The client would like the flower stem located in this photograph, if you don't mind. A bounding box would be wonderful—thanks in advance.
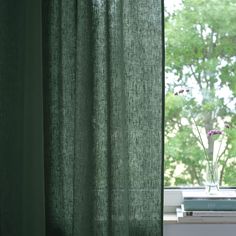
[192,117,215,183]
[192,117,210,162]
[216,136,224,163]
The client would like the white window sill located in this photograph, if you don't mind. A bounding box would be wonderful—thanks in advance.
[164,213,178,224]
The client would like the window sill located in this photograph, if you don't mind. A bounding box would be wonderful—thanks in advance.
[164,214,178,224]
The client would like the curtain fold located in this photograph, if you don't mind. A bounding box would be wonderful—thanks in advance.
[43,0,164,235]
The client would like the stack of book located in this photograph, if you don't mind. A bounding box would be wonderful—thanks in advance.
[176,191,236,223]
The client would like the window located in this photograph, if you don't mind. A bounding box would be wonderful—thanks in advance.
[164,0,236,189]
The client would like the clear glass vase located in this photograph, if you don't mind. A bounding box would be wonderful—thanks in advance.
[204,160,220,195]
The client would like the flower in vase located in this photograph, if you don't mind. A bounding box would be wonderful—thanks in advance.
[207,130,223,137]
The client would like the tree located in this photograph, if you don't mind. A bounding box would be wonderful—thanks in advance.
[165,0,236,186]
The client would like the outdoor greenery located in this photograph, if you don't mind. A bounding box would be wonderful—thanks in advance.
[165,0,236,186]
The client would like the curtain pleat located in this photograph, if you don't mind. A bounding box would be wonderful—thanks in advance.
[43,0,163,235]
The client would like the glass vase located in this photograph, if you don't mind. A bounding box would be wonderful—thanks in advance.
[204,160,220,195]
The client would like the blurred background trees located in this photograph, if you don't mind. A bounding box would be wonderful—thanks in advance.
[165,0,236,186]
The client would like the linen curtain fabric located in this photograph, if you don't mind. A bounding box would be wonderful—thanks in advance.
[0,0,163,235]
[43,0,163,235]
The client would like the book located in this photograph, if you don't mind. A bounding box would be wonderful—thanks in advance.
[183,199,236,211]
[176,208,236,223]
[182,191,236,211]
[181,204,236,217]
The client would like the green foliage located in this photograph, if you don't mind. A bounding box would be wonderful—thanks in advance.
[223,163,236,186]
[165,0,236,187]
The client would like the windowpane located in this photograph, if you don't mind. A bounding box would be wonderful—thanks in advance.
[164,0,236,187]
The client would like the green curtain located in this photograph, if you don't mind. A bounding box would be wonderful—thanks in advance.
[43,0,164,235]
[0,0,163,235]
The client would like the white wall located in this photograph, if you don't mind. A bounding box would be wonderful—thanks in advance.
[164,224,236,236]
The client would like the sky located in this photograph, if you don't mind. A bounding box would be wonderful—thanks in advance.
[164,0,182,13]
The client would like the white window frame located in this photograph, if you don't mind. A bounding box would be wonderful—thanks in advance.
[164,188,183,213]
